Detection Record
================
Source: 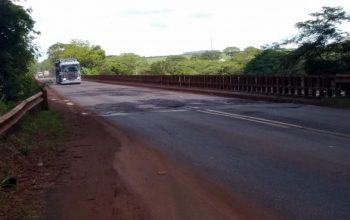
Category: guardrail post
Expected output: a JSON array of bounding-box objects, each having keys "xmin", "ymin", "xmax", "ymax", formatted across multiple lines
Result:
[{"xmin": 42, "ymin": 89, "xmax": 49, "ymax": 110}]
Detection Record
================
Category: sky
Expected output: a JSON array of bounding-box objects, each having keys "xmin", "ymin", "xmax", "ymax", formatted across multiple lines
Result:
[{"xmin": 20, "ymin": 0, "xmax": 350, "ymax": 59}]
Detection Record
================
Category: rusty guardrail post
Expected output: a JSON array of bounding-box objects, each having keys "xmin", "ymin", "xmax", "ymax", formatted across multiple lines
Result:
[
  {"xmin": 42, "ymin": 88, "xmax": 49, "ymax": 110},
  {"xmin": 335, "ymin": 75, "xmax": 350, "ymax": 97}
]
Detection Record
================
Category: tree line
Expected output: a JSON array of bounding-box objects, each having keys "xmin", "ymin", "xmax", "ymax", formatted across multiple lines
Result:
[
  {"xmin": 39, "ymin": 6, "xmax": 350, "ymax": 77},
  {"xmin": 38, "ymin": 40, "xmax": 272, "ymax": 76},
  {"xmin": 1, "ymin": 2, "xmax": 349, "ymax": 105},
  {"xmin": 0, "ymin": 0, "xmax": 40, "ymax": 103}
]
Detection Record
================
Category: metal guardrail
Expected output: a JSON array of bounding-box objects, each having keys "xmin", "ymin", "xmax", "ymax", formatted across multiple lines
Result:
[
  {"xmin": 84, "ymin": 75, "xmax": 350, "ymax": 98},
  {"xmin": 0, "ymin": 90, "xmax": 48, "ymax": 136}
]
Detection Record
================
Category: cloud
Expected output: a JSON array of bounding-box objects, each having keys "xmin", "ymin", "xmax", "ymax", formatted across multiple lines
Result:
[
  {"xmin": 150, "ymin": 22, "xmax": 168, "ymax": 29},
  {"xmin": 190, "ymin": 13, "xmax": 212, "ymax": 18},
  {"xmin": 27, "ymin": 0, "xmax": 350, "ymax": 60},
  {"xmin": 123, "ymin": 8, "xmax": 173, "ymax": 16}
]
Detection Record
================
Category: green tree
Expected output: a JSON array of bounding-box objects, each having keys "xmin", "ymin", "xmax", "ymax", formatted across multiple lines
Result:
[
  {"xmin": 187, "ymin": 60, "xmax": 223, "ymax": 75},
  {"xmin": 244, "ymin": 49, "xmax": 291, "ymax": 75},
  {"xmin": 221, "ymin": 62, "xmax": 242, "ymax": 75},
  {"xmin": 150, "ymin": 55, "xmax": 193, "ymax": 75},
  {"xmin": 223, "ymin": 47, "xmax": 240, "ymax": 57},
  {"xmin": 47, "ymin": 40, "xmax": 106, "ymax": 74},
  {"xmin": 227, "ymin": 47, "xmax": 261, "ymax": 72},
  {"xmin": 166, "ymin": 55, "xmax": 187, "ymax": 62},
  {"xmin": 150, "ymin": 61, "xmax": 167, "ymax": 75},
  {"xmin": 102, "ymin": 53, "xmax": 149, "ymax": 75},
  {"xmin": 191, "ymin": 50, "xmax": 222, "ymax": 60},
  {"xmin": 36, "ymin": 58, "xmax": 52, "ymax": 72},
  {"xmin": 173, "ymin": 61, "xmax": 197, "ymax": 75},
  {"xmin": 150, "ymin": 58, "xmax": 223, "ymax": 75},
  {"xmin": 47, "ymin": 43, "xmax": 65, "ymax": 62},
  {"xmin": 0, "ymin": 0, "xmax": 38, "ymax": 100},
  {"xmin": 164, "ymin": 55, "xmax": 189, "ymax": 74},
  {"xmin": 282, "ymin": 6, "xmax": 350, "ymax": 74}
]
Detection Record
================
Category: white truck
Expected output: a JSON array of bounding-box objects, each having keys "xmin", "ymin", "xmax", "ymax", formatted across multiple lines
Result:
[{"xmin": 55, "ymin": 58, "xmax": 82, "ymax": 84}]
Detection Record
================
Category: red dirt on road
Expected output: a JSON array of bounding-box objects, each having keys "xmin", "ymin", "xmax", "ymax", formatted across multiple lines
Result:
[{"xmin": 44, "ymin": 87, "xmax": 277, "ymax": 220}]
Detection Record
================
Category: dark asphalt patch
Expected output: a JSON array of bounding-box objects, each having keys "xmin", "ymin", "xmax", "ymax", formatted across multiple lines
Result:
[{"xmin": 69, "ymin": 88, "xmax": 143, "ymax": 97}]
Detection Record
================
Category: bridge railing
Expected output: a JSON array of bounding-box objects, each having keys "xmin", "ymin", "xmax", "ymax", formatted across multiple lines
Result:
[{"xmin": 83, "ymin": 75, "xmax": 350, "ymax": 98}]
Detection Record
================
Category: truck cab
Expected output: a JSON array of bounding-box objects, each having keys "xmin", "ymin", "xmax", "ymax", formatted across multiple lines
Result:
[{"xmin": 55, "ymin": 58, "xmax": 82, "ymax": 84}]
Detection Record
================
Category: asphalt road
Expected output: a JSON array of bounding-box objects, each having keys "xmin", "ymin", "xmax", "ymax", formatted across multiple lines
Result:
[{"xmin": 51, "ymin": 81, "xmax": 350, "ymax": 220}]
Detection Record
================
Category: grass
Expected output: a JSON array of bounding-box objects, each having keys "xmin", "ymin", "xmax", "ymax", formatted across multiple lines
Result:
[
  {"xmin": 18, "ymin": 110, "xmax": 64, "ymax": 154},
  {"xmin": 0, "ymin": 110, "xmax": 64, "ymax": 219},
  {"xmin": 22, "ymin": 110, "xmax": 64, "ymax": 135},
  {"xmin": 0, "ymin": 98, "xmax": 10, "ymax": 115},
  {"xmin": 17, "ymin": 206, "xmax": 40, "ymax": 220}
]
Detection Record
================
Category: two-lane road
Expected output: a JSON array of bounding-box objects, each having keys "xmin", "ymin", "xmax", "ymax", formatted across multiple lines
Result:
[{"xmin": 51, "ymin": 81, "xmax": 350, "ymax": 220}]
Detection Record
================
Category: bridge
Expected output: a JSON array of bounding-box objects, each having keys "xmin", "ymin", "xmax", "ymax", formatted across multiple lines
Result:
[{"xmin": 49, "ymin": 79, "xmax": 350, "ymax": 220}]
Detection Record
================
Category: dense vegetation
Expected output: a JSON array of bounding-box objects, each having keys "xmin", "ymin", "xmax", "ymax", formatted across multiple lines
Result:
[
  {"xmin": 37, "ymin": 6, "xmax": 350, "ymax": 77},
  {"xmin": 47, "ymin": 40, "xmax": 106, "ymax": 75},
  {"xmin": 280, "ymin": 6, "xmax": 350, "ymax": 75},
  {"xmin": 39, "ymin": 42, "xmax": 264, "ymax": 76},
  {"xmin": 0, "ymin": 0, "xmax": 40, "ymax": 104}
]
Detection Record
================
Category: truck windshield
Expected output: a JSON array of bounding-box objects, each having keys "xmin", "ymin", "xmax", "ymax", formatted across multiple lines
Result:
[{"xmin": 61, "ymin": 65, "xmax": 80, "ymax": 72}]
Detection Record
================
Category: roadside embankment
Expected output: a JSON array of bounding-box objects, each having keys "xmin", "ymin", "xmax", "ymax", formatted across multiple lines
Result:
[
  {"xmin": 44, "ymin": 87, "xmax": 149, "ymax": 220},
  {"xmin": 0, "ymin": 109, "xmax": 64, "ymax": 219}
]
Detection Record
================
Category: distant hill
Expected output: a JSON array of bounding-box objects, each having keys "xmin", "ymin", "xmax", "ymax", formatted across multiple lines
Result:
[
  {"xmin": 182, "ymin": 50, "xmax": 210, "ymax": 55},
  {"xmin": 145, "ymin": 50, "xmax": 230, "ymax": 64},
  {"xmin": 144, "ymin": 56, "xmax": 167, "ymax": 64},
  {"xmin": 145, "ymin": 54, "xmax": 192, "ymax": 64}
]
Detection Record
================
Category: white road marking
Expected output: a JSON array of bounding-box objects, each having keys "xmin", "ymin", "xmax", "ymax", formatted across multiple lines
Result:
[
  {"xmin": 81, "ymin": 112, "xmax": 88, "ymax": 115},
  {"xmin": 155, "ymin": 109, "xmax": 187, "ymax": 113},
  {"xmin": 99, "ymin": 109, "xmax": 187, "ymax": 117},
  {"xmin": 197, "ymin": 110, "xmax": 289, "ymax": 128},
  {"xmin": 66, "ymin": 102, "xmax": 74, "ymax": 106},
  {"xmin": 204, "ymin": 109, "xmax": 302, "ymax": 128},
  {"xmin": 197, "ymin": 109, "xmax": 350, "ymax": 139},
  {"xmin": 100, "ymin": 112, "xmax": 131, "ymax": 117}
]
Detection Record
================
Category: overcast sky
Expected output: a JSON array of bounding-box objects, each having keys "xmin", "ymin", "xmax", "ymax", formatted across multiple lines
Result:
[{"xmin": 21, "ymin": 0, "xmax": 350, "ymax": 59}]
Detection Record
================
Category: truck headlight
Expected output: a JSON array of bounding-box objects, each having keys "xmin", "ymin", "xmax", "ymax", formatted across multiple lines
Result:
[{"xmin": 63, "ymin": 78, "xmax": 67, "ymax": 81}]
